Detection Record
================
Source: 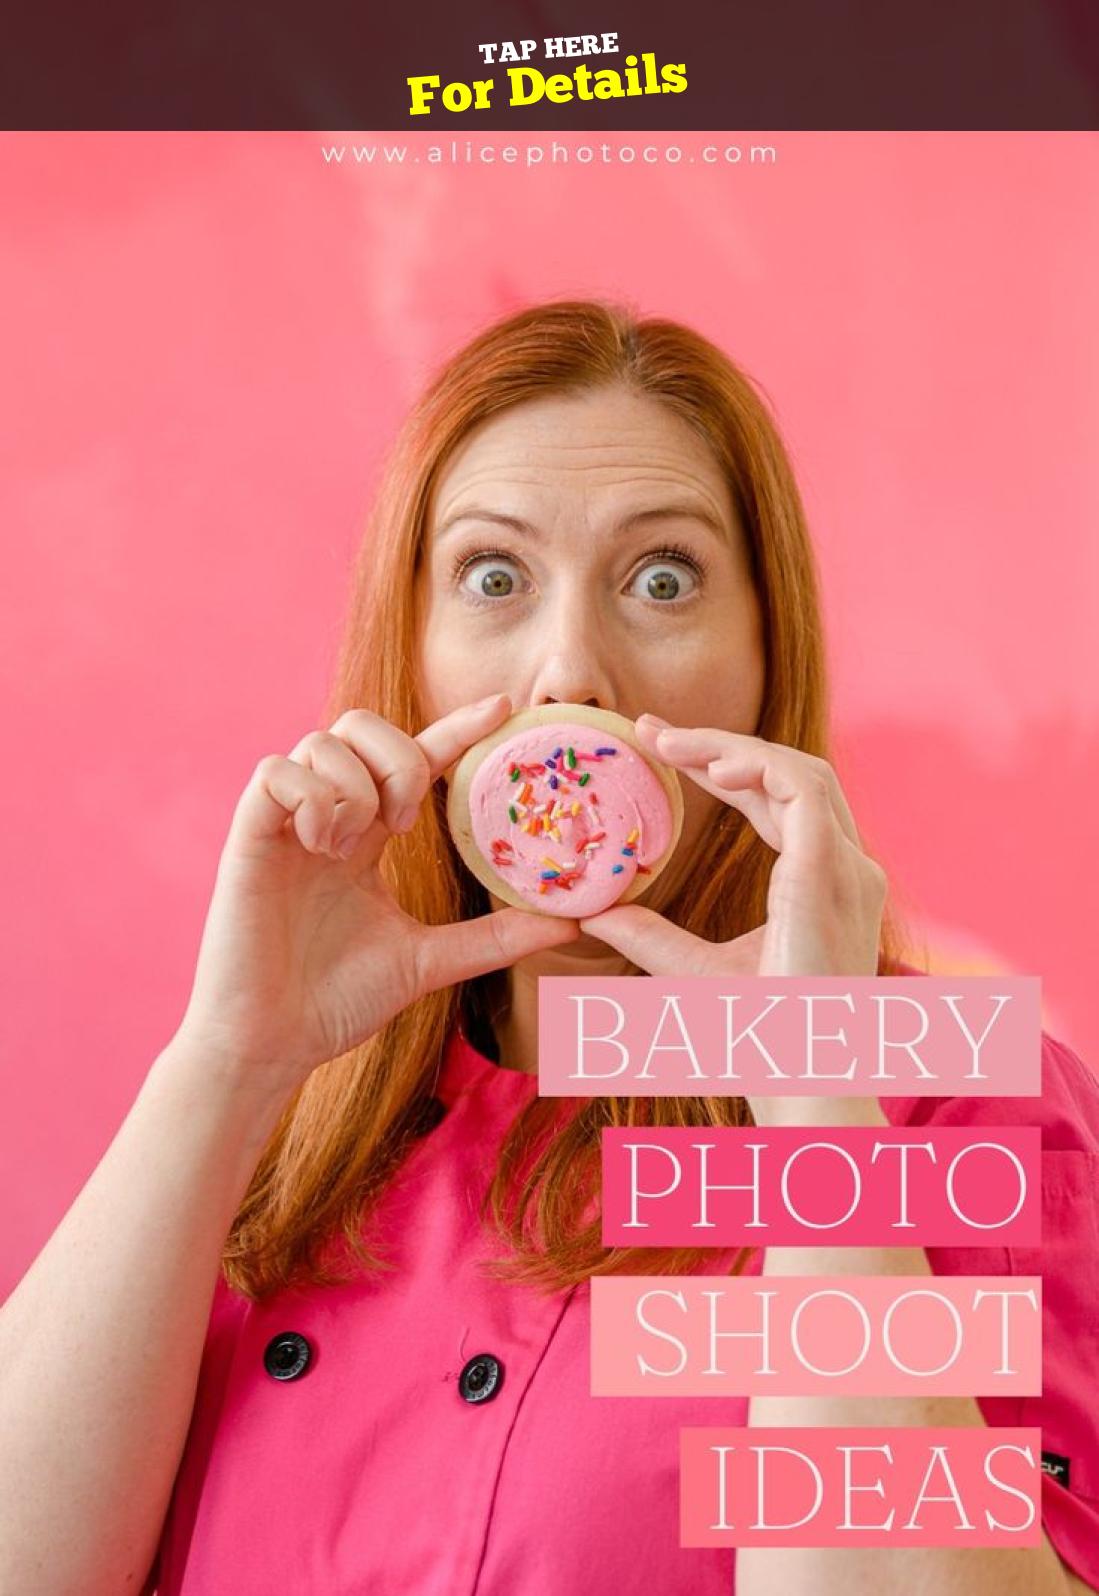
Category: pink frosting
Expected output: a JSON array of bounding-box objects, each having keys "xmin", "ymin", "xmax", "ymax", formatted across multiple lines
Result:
[{"xmin": 467, "ymin": 722, "xmax": 675, "ymax": 917}]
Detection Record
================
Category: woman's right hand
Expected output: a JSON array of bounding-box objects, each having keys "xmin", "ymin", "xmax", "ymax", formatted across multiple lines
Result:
[{"xmin": 172, "ymin": 693, "xmax": 578, "ymax": 1103}]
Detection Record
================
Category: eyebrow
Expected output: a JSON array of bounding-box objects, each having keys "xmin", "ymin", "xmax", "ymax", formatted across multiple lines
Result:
[{"xmin": 433, "ymin": 501, "xmax": 731, "ymax": 546}]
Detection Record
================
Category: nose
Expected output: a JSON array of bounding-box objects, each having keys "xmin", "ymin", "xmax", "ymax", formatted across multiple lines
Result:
[
  {"xmin": 528, "ymin": 648, "xmax": 612, "ymax": 713},
  {"xmin": 523, "ymin": 577, "xmax": 617, "ymax": 712}
]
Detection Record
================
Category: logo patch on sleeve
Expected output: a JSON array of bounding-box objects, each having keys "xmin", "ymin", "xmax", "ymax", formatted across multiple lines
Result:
[{"xmin": 1041, "ymin": 1450, "xmax": 1071, "ymax": 1486}]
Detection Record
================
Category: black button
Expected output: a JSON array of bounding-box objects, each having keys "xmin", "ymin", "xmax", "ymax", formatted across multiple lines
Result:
[
  {"xmin": 264, "ymin": 1332, "xmax": 312, "ymax": 1381},
  {"xmin": 458, "ymin": 1353, "xmax": 503, "ymax": 1404}
]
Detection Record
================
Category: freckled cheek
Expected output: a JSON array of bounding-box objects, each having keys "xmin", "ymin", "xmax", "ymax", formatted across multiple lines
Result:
[
  {"xmin": 637, "ymin": 645, "xmax": 758, "ymax": 733},
  {"xmin": 417, "ymin": 609, "xmax": 523, "ymax": 719},
  {"xmin": 684, "ymin": 611, "xmax": 766, "ymax": 731},
  {"xmin": 415, "ymin": 609, "xmax": 466, "ymax": 723}
]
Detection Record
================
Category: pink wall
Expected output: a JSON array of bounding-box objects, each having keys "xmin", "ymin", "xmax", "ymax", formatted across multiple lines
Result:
[{"xmin": 1, "ymin": 131, "xmax": 1095, "ymax": 1295}]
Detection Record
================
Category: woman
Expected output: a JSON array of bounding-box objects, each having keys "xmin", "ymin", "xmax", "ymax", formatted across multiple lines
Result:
[{"xmin": 1, "ymin": 301, "xmax": 1095, "ymax": 1595}]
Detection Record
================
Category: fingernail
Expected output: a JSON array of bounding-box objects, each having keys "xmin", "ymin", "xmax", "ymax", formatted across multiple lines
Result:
[
  {"xmin": 474, "ymin": 692, "xmax": 506, "ymax": 710},
  {"xmin": 638, "ymin": 712, "xmax": 671, "ymax": 728},
  {"xmin": 336, "ymin": 834, "xmax": 360, "ymax": 859},
  {"xmin": 395, "ymin": 806, "xmax": 419, "ymax": 832}
]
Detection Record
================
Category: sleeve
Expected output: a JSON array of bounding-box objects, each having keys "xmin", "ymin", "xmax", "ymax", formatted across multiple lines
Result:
[{"xmin": 1007, "ymin": 1034, "xmax": 1099, "ymax": 1588}]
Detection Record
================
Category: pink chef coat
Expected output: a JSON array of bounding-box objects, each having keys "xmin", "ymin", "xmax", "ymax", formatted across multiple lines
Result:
[{"xmin": 150, "ymin": 1020, "xmax": 1099, "ymax": 1594}]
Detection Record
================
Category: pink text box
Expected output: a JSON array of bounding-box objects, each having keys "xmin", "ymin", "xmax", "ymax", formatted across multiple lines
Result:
[
  {"xmin": 538, "ymin": 976, "xmax": 1041, "ymax": 1096},
  {"xmin": 680, "ymin": 1426, "xmax": 1043, "ymax": 1546},
  {"xmin": 601, "ymin": 1126, "xmax": 1041, "ymax": 1246},
  {"xmin": 591, "ymin": 1275, "xmax": 1042, "ymax": 1396}
]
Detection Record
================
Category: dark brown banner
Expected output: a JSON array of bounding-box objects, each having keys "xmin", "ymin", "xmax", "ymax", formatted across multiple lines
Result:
[{"xmin": 2, "ymin": 0, "xmax": 1097, "ymax": 129}]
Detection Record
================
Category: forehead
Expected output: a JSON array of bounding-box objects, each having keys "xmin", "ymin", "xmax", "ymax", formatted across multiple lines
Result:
[{"xmin": 428, "ymin": 384, "xmax": 733, "ymax": 522}]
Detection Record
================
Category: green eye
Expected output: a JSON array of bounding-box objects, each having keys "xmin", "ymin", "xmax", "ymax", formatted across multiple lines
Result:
[
  {"xmin": 632, "ymin": 554, "xmax": 701, "ymax": 602},
  {"xmin": 451, "ymin": 542, "xmax": 705, "ymax": 606},
  {"xmin": 645, "ymin": 567, "xmax": 682, "ymax": 600},
  {"xmin": 455, "ymin": 550, "xmax": 523, "ymax": 602},
  {"xmin": 473, "ymin": 565, "xmax": 514, "ymax": 597}
]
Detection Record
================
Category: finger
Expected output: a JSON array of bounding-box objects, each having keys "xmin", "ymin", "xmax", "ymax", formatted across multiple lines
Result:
[
  {"xmin": 704, "ymin": 780, "xmax": 783, "ymax": 849},
  {"xmin": 672, "ymin": 758, "xmax": 785, "ymax": 850},
  {"xmin": 415, "ymin": 692, "xmax": 513, "ymax": 783},
  {"xmin": 230, "ymin": 754, "xmax": 344, "ymax": 855},
  {"xmin": 634, "ymin": 722, "xmax": 783, "ymax": 849},
  {"xmin": 416, "ymin": 905, "xmax": 579, "ymax": 992},
  {"xmin": 648, "ymin": 725, "xmax": 861, "ymax": 849},
  {"xmin": 710, "ymin": 750, "xmax": 840, "ymax": 870},
  {"xmin": 324, "ymin": 693, "xmax": 515, "ymax": 844},
  {"xmin": 325, "ymin": 710, "xmax": 433, "ymax": 836},
  {"xmin": 653, "ymin": 726, "xmax": 802, "ymax": 796},
  {"xmin": 814, "ymin": 759, "xmax": 862, "ymax": 849},
  {"xmin": 577, "ymin": 903, "xmax": 723, "ymax": 978},
  {"xmin": 284, "ymin": 728, "xmax": 386, "ymax": 853},
  {"xmin": 702, "ymin": 752, "xmax": 849, "ymax": 869}
]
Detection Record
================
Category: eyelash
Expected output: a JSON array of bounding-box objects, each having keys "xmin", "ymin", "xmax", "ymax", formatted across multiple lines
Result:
[{"xmin": 449, "ymin": 541, "xmax": 709, "ymax": 603}]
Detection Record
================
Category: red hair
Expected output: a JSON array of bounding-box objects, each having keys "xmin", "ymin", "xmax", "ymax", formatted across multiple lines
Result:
[{"xmin": 222, "ymin": 299, "xmax": 910, "ymax": 1302}]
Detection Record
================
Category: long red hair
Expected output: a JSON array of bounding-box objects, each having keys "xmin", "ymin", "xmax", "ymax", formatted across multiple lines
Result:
[{"xmin": 222, "ymin": 299, "xmax": 911, "ymax": 1301}]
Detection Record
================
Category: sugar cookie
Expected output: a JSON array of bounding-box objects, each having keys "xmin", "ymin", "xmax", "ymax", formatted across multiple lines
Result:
[{"xmin": 447, "ymin": 704, "xmax": 683, "ymax": 917}]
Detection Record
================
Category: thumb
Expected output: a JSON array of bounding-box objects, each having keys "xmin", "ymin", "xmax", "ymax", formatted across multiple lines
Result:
[
  {"xmin": 577, "ymin": 904, "xmax": 714, "ymax": 977},
  {"xmin": 416, "ymin": 906, "xmax": 580, "ymax": 992}
]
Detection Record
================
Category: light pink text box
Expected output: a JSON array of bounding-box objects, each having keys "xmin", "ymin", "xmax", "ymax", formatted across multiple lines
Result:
[
  {"xmin": 601, "ymin": 1126, "xmax": 1041, "ymax": 1246},
  {"xmin": 591, "ymin": 1275, "xmax": 1042, "ymax": 1396},
  {"xmin": 680, "ymin": 1426, "xmax": 1043, "ymax": 1546},
  {"xmin": 538, "ymin": 976, "xmax": 1041, "ymax": 1096}
]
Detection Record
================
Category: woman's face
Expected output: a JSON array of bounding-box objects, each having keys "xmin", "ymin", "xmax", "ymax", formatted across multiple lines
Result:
[{"xmin": 415, "ymin": 381, "xmax": 767, "ymax": 908}]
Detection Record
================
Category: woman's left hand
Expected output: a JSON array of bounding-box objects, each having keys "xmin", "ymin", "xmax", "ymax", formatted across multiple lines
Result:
[
  {"xmin": 578, "ymin": 716, "xmax": 891, "ymax": 1128},
  {"xmin": 578, "ymin": 713, "xmax": 888, "ymax": 983}
]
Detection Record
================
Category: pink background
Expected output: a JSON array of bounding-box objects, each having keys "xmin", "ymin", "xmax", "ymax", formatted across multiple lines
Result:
[{"xmin": 1, "ymin": 131, "xmax": 1096, "ymax": 1297}]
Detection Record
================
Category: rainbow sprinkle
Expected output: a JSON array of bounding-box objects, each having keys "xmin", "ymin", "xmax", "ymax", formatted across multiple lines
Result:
[{"xmin": 488, "ymin": 735, "xmax": 647, "ymax": 894}]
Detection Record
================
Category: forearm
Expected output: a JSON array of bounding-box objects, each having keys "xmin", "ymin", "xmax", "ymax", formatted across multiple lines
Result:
[{"xmin": 0, "ymin": 1038, "xmax": 288, "ymax": 1596}]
